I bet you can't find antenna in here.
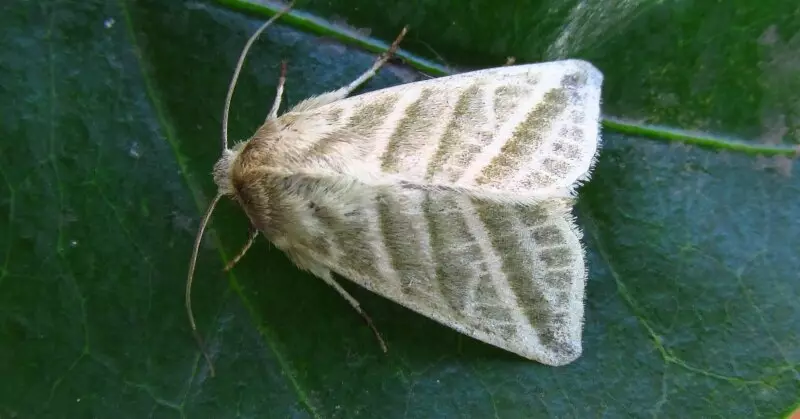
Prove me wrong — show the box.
[186,193,222,377]
[221,1,296,151]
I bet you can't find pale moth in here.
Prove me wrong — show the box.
[187,4,603,376]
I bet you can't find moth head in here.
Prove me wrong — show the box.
[212,142,247,197]
[185,1,296,379]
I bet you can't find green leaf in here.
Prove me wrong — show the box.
[1,0,798,417]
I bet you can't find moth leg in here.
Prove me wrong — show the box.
[266,60,288,121]
[289,26,408,112]
[338,26,408,97]
[224,228,259,272]
[318,270,389,353]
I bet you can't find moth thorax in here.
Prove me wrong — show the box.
[212,149,237,196]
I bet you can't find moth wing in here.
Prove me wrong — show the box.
[246,174,587,366]
[237,60,599,365]
[289,59,603,198]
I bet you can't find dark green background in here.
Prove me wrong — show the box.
[1,0,798,417]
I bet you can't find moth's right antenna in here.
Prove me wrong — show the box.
[222,1,296,151]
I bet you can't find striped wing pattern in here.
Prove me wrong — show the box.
[294,59,602,197]
[240,174,587,366]
[237,60,602,366]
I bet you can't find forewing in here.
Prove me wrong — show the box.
[288,59,603,197]
[266,175,587,366]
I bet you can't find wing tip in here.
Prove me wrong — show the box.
[519,333,584,367]
[542,345,584,366]
[558,59,604,87]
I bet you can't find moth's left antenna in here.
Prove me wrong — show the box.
[186,193,222,377]
[222,1,296,151]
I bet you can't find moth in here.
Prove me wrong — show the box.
[187,4,603,376]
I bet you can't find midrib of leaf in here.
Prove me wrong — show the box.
[220,0,799,158]
[118,0,321,417]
